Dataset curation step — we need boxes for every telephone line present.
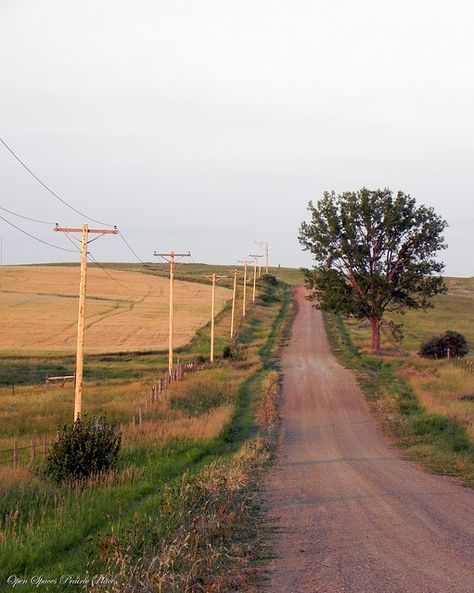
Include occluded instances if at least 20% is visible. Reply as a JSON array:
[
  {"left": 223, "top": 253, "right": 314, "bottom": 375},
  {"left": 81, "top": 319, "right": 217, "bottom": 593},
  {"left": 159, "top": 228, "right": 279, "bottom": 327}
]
[
  {"left": 117, "top": 229, "right": 147, "bottom": 264},
  {"left": 0, "top": 213, "right": 78, "bottom": 253},
  {"left": 86, "top": 251, "right": 154, "bottom": 296},
  {"left": 0, "top": 136, "right": 115, "bottom": 227},
  {"left": 0, "top": 205, "right": 55, "bottom": 225}
]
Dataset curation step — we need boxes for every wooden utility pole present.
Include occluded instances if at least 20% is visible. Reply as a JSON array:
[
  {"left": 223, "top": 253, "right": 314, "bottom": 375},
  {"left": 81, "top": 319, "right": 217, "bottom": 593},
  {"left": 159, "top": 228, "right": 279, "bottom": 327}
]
[
  {"left": 230, "top": 268, "right": 238, "bottom": 338},
  {"left": 238, "top": 259, "right": 252, "bottom": 317},
  {"left": 265, "top": 242, "right": 269, "bottom": 274},
  {"left": 154, "top": 251, "right": 191, "bottom": 372},
  {"left": 249, "top": 254, "right": 262, "bottom": 303},
  {"left": 54, "top": 224, "right": 117, "bottom": 420},
  {"left": 202, "top": 273, "right": 228, "bottom": 362},
  {"left": 255, "top": 241, "right": 266, "bottom": 278}
]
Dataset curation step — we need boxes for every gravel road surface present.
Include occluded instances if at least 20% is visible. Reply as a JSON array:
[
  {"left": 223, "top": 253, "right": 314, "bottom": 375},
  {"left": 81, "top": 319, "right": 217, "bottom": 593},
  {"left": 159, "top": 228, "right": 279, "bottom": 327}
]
[{"left": 264, "top": 287, "right": 474, "bottom": 593}]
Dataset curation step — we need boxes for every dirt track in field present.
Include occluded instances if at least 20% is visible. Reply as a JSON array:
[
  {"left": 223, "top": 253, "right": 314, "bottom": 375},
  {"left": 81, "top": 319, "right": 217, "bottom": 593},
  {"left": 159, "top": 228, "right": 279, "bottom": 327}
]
[{"left": 263, "top": 287, "right": 474, "bottom": 593}]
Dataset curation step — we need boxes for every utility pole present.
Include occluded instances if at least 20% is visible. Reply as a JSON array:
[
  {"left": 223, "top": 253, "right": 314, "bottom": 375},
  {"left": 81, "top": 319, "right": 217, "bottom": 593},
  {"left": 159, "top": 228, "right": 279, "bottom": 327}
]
[
  {"left": 230, "top": 268, "right": 238, "bottom": 339},
  {"left": 258, "top": 241, "right": 269, "bottom": 274},
  {"left": 255, "top": 241, "right": 266, "bottom": 278},
  {"left": 238, "top": 259, "right": 252, "bottom": 317},
  {"left": 54, "top": 224, "right": 117, "bottom": 421},
  {"left": 249, "top": 254, "right": 262, "bottom": 303},
  {"left": 154, "top": 250, "right": 191, "bottom": 373},
  {"left": 202, "top": 273, "right": 228, "bottom": 362}
]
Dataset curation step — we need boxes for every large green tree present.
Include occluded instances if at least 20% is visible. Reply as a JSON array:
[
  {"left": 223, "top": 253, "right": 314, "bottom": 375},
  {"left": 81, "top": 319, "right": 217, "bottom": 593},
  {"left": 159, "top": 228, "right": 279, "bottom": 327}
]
[{"left": 298, "top": 188, "right": 447, "bottom": 353}]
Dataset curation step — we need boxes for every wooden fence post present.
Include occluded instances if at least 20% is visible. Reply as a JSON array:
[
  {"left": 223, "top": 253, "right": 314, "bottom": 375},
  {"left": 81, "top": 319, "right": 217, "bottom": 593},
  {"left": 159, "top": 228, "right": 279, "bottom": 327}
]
[
  {"left": 13, "top": 439, "right": 18, "bottom": 469},
  {"left": 138, "top": 407, "right": 142, "bottom": 425},
  {"left": 31, "top": 436, "right": 36, "bottom": 466},
  {"left": 42, "top": 434, "right": 47, "bottom": 456}
]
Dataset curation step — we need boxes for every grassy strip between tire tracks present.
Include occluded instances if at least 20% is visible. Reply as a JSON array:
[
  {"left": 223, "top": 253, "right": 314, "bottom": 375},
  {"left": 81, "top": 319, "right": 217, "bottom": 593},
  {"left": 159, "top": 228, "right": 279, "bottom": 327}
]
[
  {"left": 324, "top": 312, "right": 474, "bottom": 488},
  {"left": 0, "top": 278, "right": 294, "bottom": 593}
]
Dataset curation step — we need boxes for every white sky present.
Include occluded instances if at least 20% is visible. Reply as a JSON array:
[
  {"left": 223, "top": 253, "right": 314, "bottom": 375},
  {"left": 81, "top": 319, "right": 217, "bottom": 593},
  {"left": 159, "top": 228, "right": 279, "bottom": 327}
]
[{"left": 1, "top": 0, "right": 473, "bottom": 274}]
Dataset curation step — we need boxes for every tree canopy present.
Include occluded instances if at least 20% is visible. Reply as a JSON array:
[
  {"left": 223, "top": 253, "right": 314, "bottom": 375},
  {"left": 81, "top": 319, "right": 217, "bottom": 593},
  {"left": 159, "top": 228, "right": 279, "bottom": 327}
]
[{"left": 298, "top": 188, "right": 447, "bottom": 352}]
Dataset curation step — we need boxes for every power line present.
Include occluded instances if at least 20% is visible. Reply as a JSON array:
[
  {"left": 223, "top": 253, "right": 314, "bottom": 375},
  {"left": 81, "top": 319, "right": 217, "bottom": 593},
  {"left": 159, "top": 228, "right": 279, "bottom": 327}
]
[
  {"left": 87, "top": 251, "right": 153, "bottom": 296},
  {"left": 63, "top": 231, "right": 82, "bottom": 251},
  {"left": 0, "top": 205, "right": 55, "bottom": 225},
  {"left": 0, "top": 136, "right": 115, "bottom": 227},
  {"left": 117, "top": 229, "right": 147, "bottom": 264},
  {"left": 0, "top": 213, "right": 78, "bottom": 253}
]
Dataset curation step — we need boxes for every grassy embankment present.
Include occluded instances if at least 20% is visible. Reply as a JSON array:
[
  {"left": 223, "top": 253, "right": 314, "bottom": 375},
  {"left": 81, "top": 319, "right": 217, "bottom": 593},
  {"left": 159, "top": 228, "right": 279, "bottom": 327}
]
[
  {"left": 324, "top": 276, "right": 474, "bottom": 487},
  {"left": 0, "top": 274, "right": 293, "bottom": 593}
]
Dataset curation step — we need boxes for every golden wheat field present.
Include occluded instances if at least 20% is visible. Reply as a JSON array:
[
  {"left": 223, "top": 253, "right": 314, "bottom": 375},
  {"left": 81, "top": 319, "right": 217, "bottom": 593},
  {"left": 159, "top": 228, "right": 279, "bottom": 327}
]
[{"left": 0, "top": 265, "right": 231, "bottom": 353}]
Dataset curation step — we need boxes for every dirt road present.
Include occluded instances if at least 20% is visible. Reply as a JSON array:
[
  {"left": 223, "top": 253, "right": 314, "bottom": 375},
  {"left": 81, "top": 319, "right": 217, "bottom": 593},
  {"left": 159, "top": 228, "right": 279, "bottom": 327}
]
[{"left": 264, "top": 287, "right": 474, "bottom": 593}]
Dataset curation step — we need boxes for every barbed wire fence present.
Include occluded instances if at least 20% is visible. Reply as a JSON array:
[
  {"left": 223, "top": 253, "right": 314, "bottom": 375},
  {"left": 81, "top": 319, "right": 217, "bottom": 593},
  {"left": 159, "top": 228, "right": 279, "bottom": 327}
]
[{"left": 0, "top": 360, "right": 206, "bottom": 470}]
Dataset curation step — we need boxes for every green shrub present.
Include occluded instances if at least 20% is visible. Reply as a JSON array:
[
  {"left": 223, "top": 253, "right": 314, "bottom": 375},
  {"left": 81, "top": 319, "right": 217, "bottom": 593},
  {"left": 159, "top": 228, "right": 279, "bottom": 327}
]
[
  {"left": 419, "top": 331, "right": 469, "bottom": 359},
  {"left": 223, "top": 345, "right": 233, "bottom": 358},
  {"left": 45, "top": 415, "right": 121, "bottom": 483},
  {"left": 262, "top": 274, "right": 278, "bottom": 285}
]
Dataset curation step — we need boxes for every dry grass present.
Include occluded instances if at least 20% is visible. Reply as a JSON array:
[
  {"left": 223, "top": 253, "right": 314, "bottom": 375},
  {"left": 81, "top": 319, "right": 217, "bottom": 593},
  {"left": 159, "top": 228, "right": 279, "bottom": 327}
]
[
  {"left": 255, "top": 371, "right": 279, "bottom": 429},
  {"left": 0, "top": 265, "right": 230, "bottom": 353},
  {"left": 128, "top": 405, "right": 233, "bottom": 445},
  {"left": 92, "top": 437, "right": 271, "bottom": 593},
  {"left": 399, "top": 360, "right": 474, "bottom": 439},
  {"left": 0, "top": 378, "right": 152, "bottom": 452}
]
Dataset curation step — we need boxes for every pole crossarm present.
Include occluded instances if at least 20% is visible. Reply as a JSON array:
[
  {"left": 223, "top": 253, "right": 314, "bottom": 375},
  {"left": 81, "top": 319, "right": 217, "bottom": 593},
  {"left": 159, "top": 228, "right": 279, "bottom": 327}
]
[
  {"left": 202, "top": 274, "right": 229, "bottom": 282},
  {"left": 54, "top": 225, "right": 118, "bottom": 237},
  {"left": 154, "top": 251, "right": 191, "bottom": 262}
]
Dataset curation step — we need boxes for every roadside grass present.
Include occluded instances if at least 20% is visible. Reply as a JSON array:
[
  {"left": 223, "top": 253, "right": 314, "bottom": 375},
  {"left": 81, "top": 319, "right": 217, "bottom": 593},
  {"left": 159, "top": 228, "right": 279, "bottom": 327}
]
[
  {"left": 395, "top": 360, "right": 474, "bottom": 440},
  {"left": 324, "top": 313, "right": 474, "bottom": 487},
  {"left": 0, "top": 277, "right": 293, "bottom": 592}
]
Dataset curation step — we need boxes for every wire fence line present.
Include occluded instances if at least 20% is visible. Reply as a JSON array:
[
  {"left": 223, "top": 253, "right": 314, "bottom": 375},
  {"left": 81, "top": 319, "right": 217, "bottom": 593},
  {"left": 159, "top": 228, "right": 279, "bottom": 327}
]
[
  {"left": 0, "top": 360, "right": 204, "bottom": 471},
  {"left": 451, "top": 357, "right": 474, "bottom": 374}
]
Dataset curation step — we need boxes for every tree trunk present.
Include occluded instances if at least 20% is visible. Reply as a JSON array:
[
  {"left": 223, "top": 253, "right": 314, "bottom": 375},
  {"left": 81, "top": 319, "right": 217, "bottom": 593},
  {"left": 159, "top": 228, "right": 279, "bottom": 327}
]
[{"left": 370, "top": 316, "right": 381, "bottom": 353}]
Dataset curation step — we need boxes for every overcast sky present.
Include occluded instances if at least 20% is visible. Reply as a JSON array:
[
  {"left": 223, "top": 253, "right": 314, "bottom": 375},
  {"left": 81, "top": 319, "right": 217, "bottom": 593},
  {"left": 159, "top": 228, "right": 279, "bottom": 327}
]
[{"left": 1, "top": 0, "right": 473, "bottom": 275}]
